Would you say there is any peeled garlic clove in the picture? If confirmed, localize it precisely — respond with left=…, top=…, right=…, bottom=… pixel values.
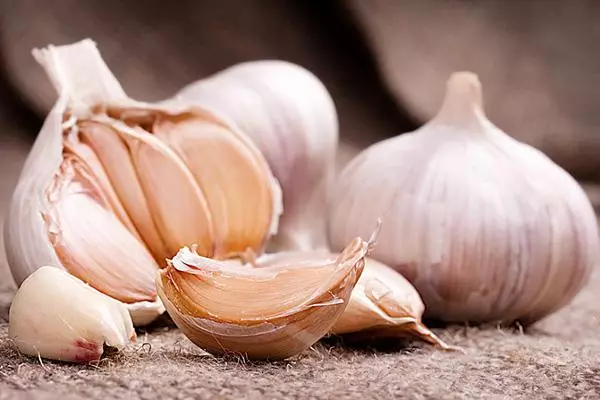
left=328, top=71, right=600, bottom=324
left=331, top=258, right=456, bottom=350
left=9, top=266, right=136, bottom=363
left=176, top=61, right=338, bottom=251
left=4, top=39, right=280, bottom=326
left=156, top=235, right=370, bottom=360
left=152, top=112, right=276, bottom=258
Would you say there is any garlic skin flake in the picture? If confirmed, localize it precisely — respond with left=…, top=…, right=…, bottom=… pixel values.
left=328, top=72, right=600, bottom=324
left=4, top=39, right=281, bottom=326
left=331, top=258, right=455, bottom=350
left=157, top=235, right=371, bottom=360
left=9, top=266, right=135, bottom=364
left=177, top=61, right=338, bottom=251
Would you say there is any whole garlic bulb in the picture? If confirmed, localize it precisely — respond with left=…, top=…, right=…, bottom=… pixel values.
left=328, top=72, right=600, bottom=324
left=4, top=39, right=281, bottom=326
left=176, top=61, right=338, bottom=251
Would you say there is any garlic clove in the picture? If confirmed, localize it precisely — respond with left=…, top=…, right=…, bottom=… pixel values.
left=47, top=153, right=159, bottom=303
left=100, top=117, right=216, bottom=259
left=9, top=266, right=136, bottom=363
left=156, top=235, right=372, bottom=360
left=76, top=120, right=169, bottom=262
left=152, top=111, right=275, bottom=258
left=63, top=129, right=139, bottom=237
left=176, top=61, right=338, bottom=252
left=330, top=258, right=457, bottom=351
left=328, top=71, right=600, bottom=324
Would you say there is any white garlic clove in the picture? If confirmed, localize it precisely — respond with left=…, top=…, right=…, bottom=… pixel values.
left=156, top=234, right=372, bottom=360
left=176, top=61, right=338, bottom=252
left=9, top=266, right=136, bottom=363
left=331, top=258, right=457, bottom=351
left=328, top=71, right=600, bottom=324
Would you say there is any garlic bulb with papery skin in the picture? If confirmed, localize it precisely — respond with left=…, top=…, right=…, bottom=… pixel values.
left=9, top=266, right=135, bottom=363
left=4, top=39, right=281, bottom=326
left=177, top=61, right=338, bottom=251
left=328, top=71, right=600, bottom=324
left=331, top=258, right=456, bottom=350
left=157, top=231, right=375, bottom=360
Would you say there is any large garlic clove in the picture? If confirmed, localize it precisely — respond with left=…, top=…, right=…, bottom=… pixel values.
left=176, top=61, right=338, bottom=252
left=328, top=71, right=600, bottom=325
left=9, top=266, right=136, bottom=363
left=152, top=111, right=275, bottom=258
left=4, top=39, right=280, bottom=326
left=47, top=154, right=158, bottom=303
left=330, top=258, right=456, bottom=350
left=156, top=235, right=371, bottom=360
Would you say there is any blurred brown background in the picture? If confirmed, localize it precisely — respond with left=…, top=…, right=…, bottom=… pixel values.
left=1, top=0, right=600, bottom=295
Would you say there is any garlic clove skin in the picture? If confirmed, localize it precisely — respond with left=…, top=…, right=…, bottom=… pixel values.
left=330, top=258, right=456, bottom=351
left=176, top=61, right=338, bottom=252
left=156, top=235, right=372, bottom=360
left=328, top=71, right=600, bottom=324
left=9, top=266, right=136, bottom=364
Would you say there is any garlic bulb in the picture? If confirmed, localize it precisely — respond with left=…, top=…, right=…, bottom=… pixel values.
left=331, top=258, right=456, bottom=350
left=156, top=232, right=375, bottom=360
left=328, top=72, right=600, bottom=324
left=9, top=266, right=135, bottom=363
left=4, top=39, right=281, bottom=326
left=177, top=61, right=338, bottom=251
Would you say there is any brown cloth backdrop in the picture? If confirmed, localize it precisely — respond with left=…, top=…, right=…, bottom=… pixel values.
left=2, top=0, right=600, bottom=176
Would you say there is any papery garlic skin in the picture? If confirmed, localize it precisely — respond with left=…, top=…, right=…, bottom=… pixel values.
left=328, top=72, right=600, bottom=324
left=5, top=39, right=281, bottom=326
left=157, top=235, right=371, bottom=360
left=177, top=61, right=338, bottom=251
left=331, top=258, right=455, bottom=350
left=9, top=266, right=135, bottom=363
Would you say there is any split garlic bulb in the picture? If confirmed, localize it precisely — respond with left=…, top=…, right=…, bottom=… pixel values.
left=177, top=61, right=338, bottom=251
left=328, top=72, right=600, bottom=324
left=9, top=266, right=135, bottom=363
left=156, top=233, right=371, bottom=360
left=4, top=39, right=281, bottom=326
